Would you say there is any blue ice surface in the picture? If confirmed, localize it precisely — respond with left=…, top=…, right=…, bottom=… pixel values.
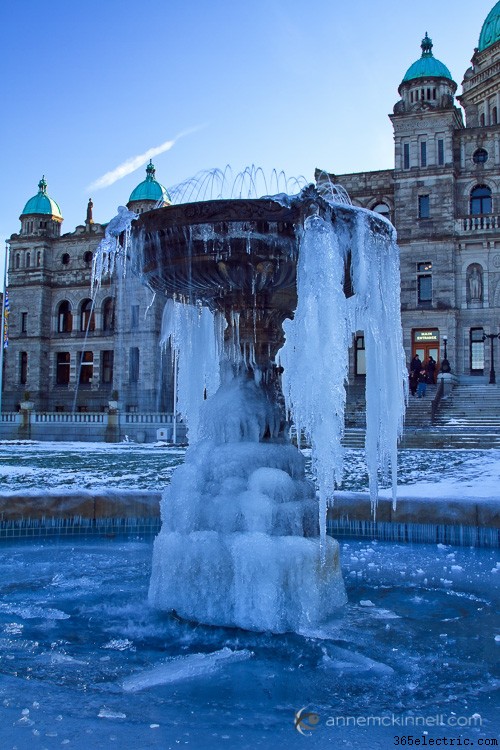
left=0, top=535, right=498, bottom=749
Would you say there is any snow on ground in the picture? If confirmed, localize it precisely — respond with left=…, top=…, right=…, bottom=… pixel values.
left=0, top=441, right=498, bottom=499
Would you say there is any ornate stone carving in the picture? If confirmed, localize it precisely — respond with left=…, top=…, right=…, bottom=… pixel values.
left=467, top=263, right=483, bottom=303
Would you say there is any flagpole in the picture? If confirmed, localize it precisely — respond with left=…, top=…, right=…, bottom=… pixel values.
left=0, top=244, right=9, bottom=415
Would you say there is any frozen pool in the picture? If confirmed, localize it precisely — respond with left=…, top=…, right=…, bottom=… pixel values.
left=0, top=536, right=498, bottom=749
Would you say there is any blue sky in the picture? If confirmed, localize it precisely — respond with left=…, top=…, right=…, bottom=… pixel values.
left=1, top=0, right=495, bottom=251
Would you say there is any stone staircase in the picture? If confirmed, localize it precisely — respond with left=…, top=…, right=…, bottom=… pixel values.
left=342, top=382, right=500, bottom=449
left=430, top=383, right=500, bottom=448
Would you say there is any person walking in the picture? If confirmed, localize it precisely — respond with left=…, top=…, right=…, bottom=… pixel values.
left=416, top=369, right=427, bottom=398
left=410, top=354, right=422, bottom=374
left=426, top=355, right=436, bottom=384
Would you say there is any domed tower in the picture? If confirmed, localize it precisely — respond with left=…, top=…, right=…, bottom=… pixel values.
left=127, top=160, right=171, bottom=214
left=19, top=176, right=63, bottom=237
left=396, top=33, right=457, bottom=113
left=459, top=1, right=500, bottom=127
left=390, top=34, right=463, bottom=238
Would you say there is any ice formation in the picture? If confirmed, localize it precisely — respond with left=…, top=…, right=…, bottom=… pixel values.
left=98, top=186, right=406, bottom=634
left=281, top=208, right=407, bottom=519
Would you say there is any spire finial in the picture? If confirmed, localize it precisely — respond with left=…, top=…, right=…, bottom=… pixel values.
left=146, top=160, right=156, bottom=181
left=86, top=198, right=94, bottom=224
left=421, top=32, right=433, bottom=57
left=38, top=175, right=47, bottom=193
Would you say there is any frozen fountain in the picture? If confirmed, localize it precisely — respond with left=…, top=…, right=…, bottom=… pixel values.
left=122, top=183, right=407, bottom=633
left=1, top=181, right=496, bottom=743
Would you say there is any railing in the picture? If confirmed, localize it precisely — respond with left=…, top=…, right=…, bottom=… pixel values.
left=457, top=215, right=500, bottom=232
left=35, top=412, right=105, bottom=423
left=124, top=413, right=175, bottom=424
left=431, top=378, right=445, bottom=424
left=0, top=413, right=19, bottom=423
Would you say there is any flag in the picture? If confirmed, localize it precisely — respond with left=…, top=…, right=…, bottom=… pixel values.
left=3, top=289, right=9, bottom=349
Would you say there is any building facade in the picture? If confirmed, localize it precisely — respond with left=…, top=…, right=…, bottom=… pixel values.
left=317, top=4, right=500, bottom=383
left=4, top=163, right=173, bottom=415
left=4, top=4, right=500, bottom=430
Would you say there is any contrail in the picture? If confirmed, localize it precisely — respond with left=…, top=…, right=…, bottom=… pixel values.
left=87, top=126, right=206, bottom=191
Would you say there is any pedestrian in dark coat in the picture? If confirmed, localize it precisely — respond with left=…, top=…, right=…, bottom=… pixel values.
left=410, top=354, right=422, bottom=374
left=416, top=369, right=427, bottom=398
left=426, top=356, right=436, bottom=384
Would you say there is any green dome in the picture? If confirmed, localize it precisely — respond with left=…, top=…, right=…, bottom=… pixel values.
left=128, top=161, right=171, bottom=203
left=402, top=33, right=453, bottom=82
left=21, top=177, right=62, bottom=218
left=478, top=1, right=500, bottom=52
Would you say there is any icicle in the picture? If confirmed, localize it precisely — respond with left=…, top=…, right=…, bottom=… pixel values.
left=281, top=214, right=351, bottom=554
left=161, top=300, right=224, bottom=443
left=350, top=212, right=408, bottom=515
left=91, top=206, right=138, bottom=297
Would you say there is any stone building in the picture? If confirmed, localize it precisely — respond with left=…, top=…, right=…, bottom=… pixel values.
left=4, top=3, right=500, bottom=434
left=4, top=162, right=173, bottom=415
left=317, top=3, right=500, bottom=383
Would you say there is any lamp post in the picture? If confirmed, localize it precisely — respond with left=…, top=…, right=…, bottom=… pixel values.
left=440, top=334, right=451, bottom=374
left=482, top=331, right=500, bottom=385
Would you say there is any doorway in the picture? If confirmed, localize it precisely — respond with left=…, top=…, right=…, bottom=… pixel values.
left=412, top=329, right=439, bottom=382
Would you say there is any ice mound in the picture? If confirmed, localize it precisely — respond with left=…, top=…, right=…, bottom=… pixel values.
left=149, top=398, right=347, bottom=633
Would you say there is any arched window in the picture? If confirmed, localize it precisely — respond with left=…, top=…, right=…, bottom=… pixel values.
left=80, top=299, right=95, bottom=332
left=493, top=106, right=498, bottom=125
left=15, top=254, right=20, bottom=269
left=57, top=301, right=72, bottom=333
left=26, top=252, right=31, bottom=268
left=102, top=297, right=115, bottom=332
left=470, top=185, right=492, bottom=215
left=372, top=203, right=391, bottom=220
left=36, top=251, right=41, bottom=267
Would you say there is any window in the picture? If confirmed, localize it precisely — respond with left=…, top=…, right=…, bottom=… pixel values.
left=15, top=254, right=20, bottom=269
left=78, top=351, right=93, bottom=384
left=61, top=253, right=70, bottom=265
left=83, top=251, right=93, bottom=266
left=420, top=141, right=427, bottom=167
left=470, top=328, right=485, bottom=373
left=403, top=143, right=410, bottom=170
left=418, top=195, right=430, bottom=219
left=102, top=298, right=115, bottom=332
left=36, top=251, right=41, bottom=267
left=57, top=301, right=72, bottom=333
left=80, top=299, right=95, bottom=332
left=101, top=350, right=114, bottom=384
left=56, top=352, right=70, bottom=385
left=355, top=335, right=366, bottom=376
left=372, top=203, right=390, bottom=219
left=131, top=305, right=139, bottom=329
left=480, top=113, right=486, bottom=127
left=438, top=139, right=444, bottom=166
left=129, top=347, right=139, bottom=383
left=473, top=149, right=488, bottom=165
left=19, top=352, right=27, bottom=385
left=493, top=107, right=498, bottom=125
left=26, top=252, right=31, bottom=268
left=21, top=312, right=27, bottom=333
left=470, top=185, right=492, bottom=215
left=417, top=262, right=432, bottom=305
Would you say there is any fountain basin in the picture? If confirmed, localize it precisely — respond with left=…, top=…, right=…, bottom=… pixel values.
left=0, top=535, right=497, bottom=749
